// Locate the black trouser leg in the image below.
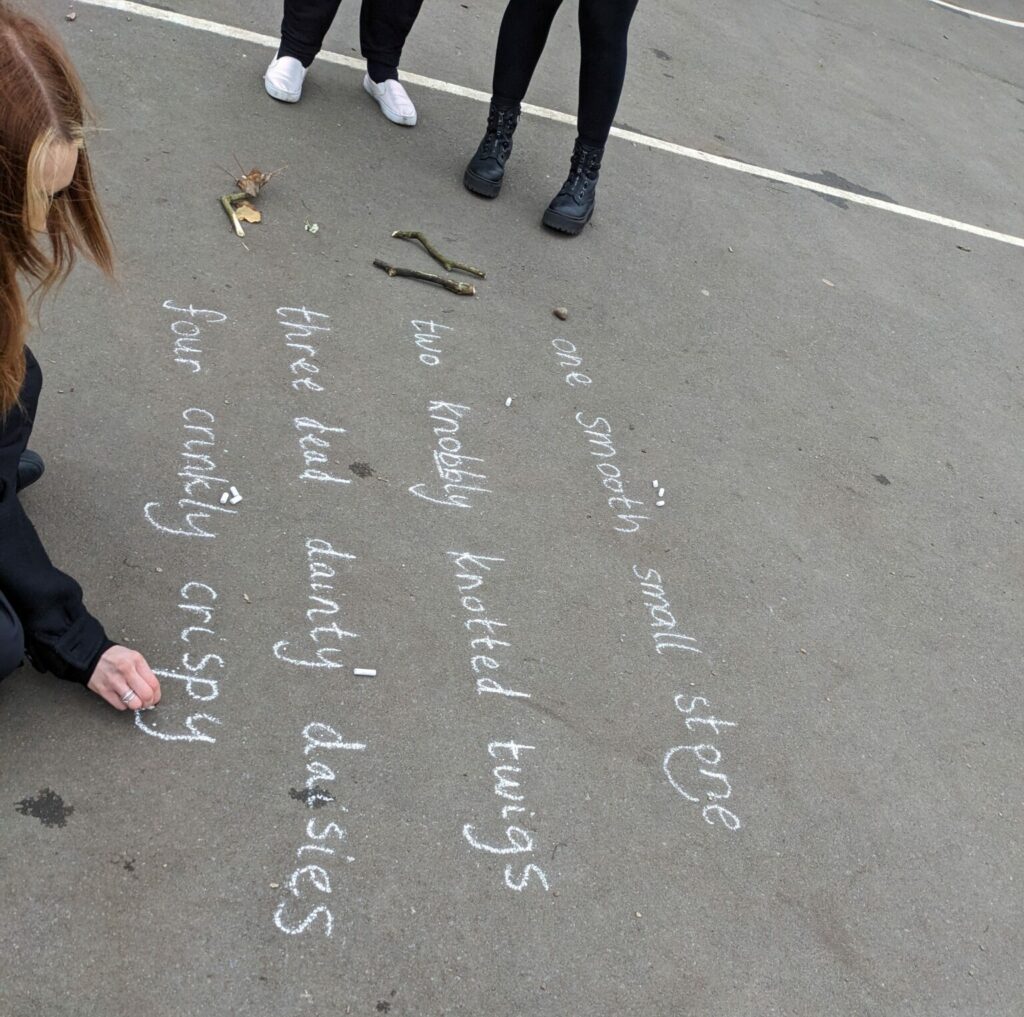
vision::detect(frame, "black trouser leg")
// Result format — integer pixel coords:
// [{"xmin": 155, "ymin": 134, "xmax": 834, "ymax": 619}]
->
[
  {"xmin": 0, "ymin": 590, "xmax": 24, "ymax": 682},
  {"xmin": 279, "ymin": 0, "xmax": 344, "ymax": 67},
  {"xmin": 361, "ymin": 0, "xmax": 426, "ymax": 81},
  {"xmin": 577, "ymin": 0, "xmax": 639, "ymax": 147},
  {"xmin": 491, "ymin": 0, "xmax": 565, "ymax": 108}
]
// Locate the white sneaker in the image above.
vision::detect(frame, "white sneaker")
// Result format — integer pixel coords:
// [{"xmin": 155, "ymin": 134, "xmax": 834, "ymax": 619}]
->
[
  {"xmin": 264, "ymin": 55, "xmax": 306, "ymax": 103},
  {"xmin": 362, "ymin": 74, "xmax": 417, "ymax": 126}
]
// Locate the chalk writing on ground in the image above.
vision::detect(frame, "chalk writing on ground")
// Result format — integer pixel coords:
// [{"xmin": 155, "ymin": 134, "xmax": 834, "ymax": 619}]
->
[
  {"xmin": 575, "ymin": 412, "xmax": 649, "ymax": 534},
  {"xmin": 135, "ymin": 580, "xmax": 223, "ymax": 745},
  {"xmin": 276, "ymin": 306, "xmax": 331, "ymax": 394},
  {"xmin": 274, "ymin": 538, "xmax": 360, "ymax": 669},
  {"xmin": 409, "ymin": 402, "xmax": 491, "ymax": 509},
  {"xmin": 548, "ymin": 336, "xmax": 593, "ymax": 388},
  {"xmin": 143, "ymin": 407, "xmax": 238, "ymax": 539},
  {"xmin": 631, "ymin": 566, "xmax": 743, "ymax": 830},
  {"xmin": 447, "ymin": 552, "xmax": 527, "ymax": 700},
  {"xmin": 274, "ymin": 722, "xmax": 366, "ymax": 938},
  {"xmin": 162, "ymin": 299, "xmax": 228, "ymax": 374},
  {"xmin": 407, "ymin": 318, "xmax": 452, "ymax": 367},
  {"xmin": 462, "ymin": 740, "xmax": 551, "ymax": 893}
]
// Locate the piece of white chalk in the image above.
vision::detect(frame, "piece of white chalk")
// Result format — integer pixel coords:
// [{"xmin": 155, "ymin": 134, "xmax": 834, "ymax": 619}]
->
[
  {"xmin": 656, "ymin": 500, "xmax": 666, "ymax": 507},
  {"xmin": 652, "ymin": 479, "xmax": 659, "ymax": 488},
  {"xmin": 219, "ymin": 492, "xmax": 230, "ymax": 504},
  {"xmin": 505, "ymin": 396, "xmax": 513, "ymax": 407},
  {"xmin": 658, "ymin": 487, "xmax": 665, "ymax": 498},
  {"xmin": 353, "ymin": 667, "xmax": 377, "ymax": 677}
]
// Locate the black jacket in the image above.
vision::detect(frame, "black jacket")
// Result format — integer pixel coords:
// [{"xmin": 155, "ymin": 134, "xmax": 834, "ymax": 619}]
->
[{"xmin": 0, "ymin": 348, "xmax": 112, "ymax": 682}]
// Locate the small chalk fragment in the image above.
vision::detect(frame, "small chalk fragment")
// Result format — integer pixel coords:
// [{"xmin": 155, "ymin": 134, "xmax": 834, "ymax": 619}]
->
[
  {"xmin": 652, "ymin": 479, "xmax": 659, "ymax": 488},
  {"xmin": 228, "ymin": 485, "xmax": 243, "ymax": 505},
  {"xmin": 353, "ymin": 667, "xmax": 377, "ymax": 677},
  {"xmin": 220, "ymin": 492, "xmax": 230, "ymax": 504},
  {"xmin": 655, "ymin": 499, "xmax": 666, "ymax": 507},
  {"xmin": 658, "ymin": 487, "xmax": 665, "ymax": 498},
  {"xmin": 553, "ymin": 307, "xmax": 569, "ymax": 321},
  {"xmin": 505, "ymin": 396, "xmax": 513, "ymax": 407}
]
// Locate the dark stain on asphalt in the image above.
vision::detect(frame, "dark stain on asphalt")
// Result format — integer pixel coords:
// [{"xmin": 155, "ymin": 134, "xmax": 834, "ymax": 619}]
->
[
  {"xmin": 651, "ymin": 48, "xmax": 671, "ymax": 61},
  {"xmin": 784, "ymin": 169, "xmax": 896, "ymax": 210},
  {"xmin": 15, "ymin": 788, "xmax": 74, "ymax": 828},
  {"xmin": 349, "ymin": 461, "xmax": 375, "ymax": 478},
  {"xmin": 873, "ymin": 474, "xmax": 891, "ymax": 486},
  {"xmin": 376, "ymin": 1003, "xmax": 391, "ymax": 1014},
  {"xmin": 289, "ymin": 786, "xmax": 334, "ymax": 808}
]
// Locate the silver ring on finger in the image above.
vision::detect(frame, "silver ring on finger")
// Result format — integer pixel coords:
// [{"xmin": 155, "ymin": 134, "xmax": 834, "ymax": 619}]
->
[{"xmin": 121, "ymin": 688, "xmax": 139, "ymax": 705}]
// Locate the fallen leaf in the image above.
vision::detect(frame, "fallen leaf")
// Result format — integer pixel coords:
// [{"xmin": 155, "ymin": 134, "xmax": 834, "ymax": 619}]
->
[
  {"xmin": 236, "ymin": 166, "xmax": 283, "ymax": 198},
  {"xmin": 235, "ymin": 202, "xmax": 262, "ymax": 224}
]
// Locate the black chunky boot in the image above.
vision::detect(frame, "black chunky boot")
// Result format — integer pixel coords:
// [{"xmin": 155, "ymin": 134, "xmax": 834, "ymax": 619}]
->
[
  {"xmin": 463, "ymin": 103, "xmax": 520, "ymax": 198},
  {"xmin": 542, "ymin": 140, "xmax": 603, "ymax": 235}
]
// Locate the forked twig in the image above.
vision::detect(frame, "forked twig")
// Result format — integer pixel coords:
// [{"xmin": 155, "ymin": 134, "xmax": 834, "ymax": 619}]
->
[
  {"xmin": 391, "ymin": 230, "xmax": 486, "ymax": 279},
  {"xmin": 373, "ymin": 259, "xmax": 476, "ymax": 296}
]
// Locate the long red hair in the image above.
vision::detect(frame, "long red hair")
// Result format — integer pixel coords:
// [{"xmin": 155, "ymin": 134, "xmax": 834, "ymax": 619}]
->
[{"xmin": 0, "ymin": 2, "xmax": 112, "ymax": 414}]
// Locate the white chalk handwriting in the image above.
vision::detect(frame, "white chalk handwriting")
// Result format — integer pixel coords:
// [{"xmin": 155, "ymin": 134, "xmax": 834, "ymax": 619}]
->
[
  {"xmin": 143, "ymin": 407, "xmax": 238, "ymax": 539},
  {"xmin": 462, "ymin": 739, "xmax": 551, "ymax": 893},
  {"xmin": 447, "ymin": 551, "xmax": 529, "ymax": 700},
  {"xmin": 293, "ymin": 416, "xmax": 352, "ymax": 486},
  {"xmin": 277, "ymin": 306, "xmax": 330, "ymax": 394},
  {"xmin": 410, "ymin": 401, "xmax": 491, "ymax": 509},
  {"xmin": 663, "ymin": 695, "xmax": 742, "ymax": 831},
  {"xmin": 162, "ymin": 299, "xmax": 228, "ymax": 374},
  {"xmin": 408, "ymin": 319, "xmax": 452, "ymax": 367},
  {"xmin": 135, "ymin": 580, "xmax": 223, "ymax": 745},
  {"xmin": 273, "ymin": 538, "xmax": 360, "ymax": 669},
  {"xmin": 632, "ymin": 566, "xmax": 702, "ymax": 656},
  {"xmin": 549, "ymin": 337, "xmax": 593, "ymax": 388},
  {"xmin": 575, "ymin": 412, "xmax": 649, "ymax": 534},
  {"xmin": 274, "ymin": 721, "xmax": 366, "ymax": 937}
]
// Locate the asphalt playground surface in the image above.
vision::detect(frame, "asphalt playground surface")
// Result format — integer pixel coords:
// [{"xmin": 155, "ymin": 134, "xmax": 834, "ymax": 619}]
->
[{"xmin": 1, "ymin": 0, "xmax": 1022, "ymax": 1014}]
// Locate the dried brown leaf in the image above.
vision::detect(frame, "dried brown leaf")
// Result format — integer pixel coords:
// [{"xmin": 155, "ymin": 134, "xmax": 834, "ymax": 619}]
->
[{"xmin": 235, "ymin": 202, "xmax": 262, "ymax": 224}]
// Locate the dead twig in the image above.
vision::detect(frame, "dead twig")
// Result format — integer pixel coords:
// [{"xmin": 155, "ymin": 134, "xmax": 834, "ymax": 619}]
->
[
  {"xmin": 391, "ymin": 230, "xmax": 486, "ymax": 279},
  {"xmin": 220, "ymin": 191, "xmax": 247, "ymax": 237},
  {"xmin": 372, "ymin": 259, "xmax": 476, "ymax": 296}
]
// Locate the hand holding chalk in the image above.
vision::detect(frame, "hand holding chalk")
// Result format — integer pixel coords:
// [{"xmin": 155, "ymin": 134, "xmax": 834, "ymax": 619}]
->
[{"xmin": 87, "ymin": 646, "xmax": 162, "ymax": 712}]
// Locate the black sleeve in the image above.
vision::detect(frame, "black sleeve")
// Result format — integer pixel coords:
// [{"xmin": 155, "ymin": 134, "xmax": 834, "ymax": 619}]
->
[{"xmin": 0, "ymin": 350, "xmax": 113, "ymax": 684}]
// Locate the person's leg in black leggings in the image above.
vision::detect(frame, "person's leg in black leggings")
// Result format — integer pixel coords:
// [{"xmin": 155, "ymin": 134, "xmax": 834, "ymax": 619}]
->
[
  {"xmin": 576, "ymin": 0, "xmax": 639, "ymax": 147},
  {"xmin": 0, "ymin": 590, "xmax": 24, "ymax": 683},
  {"xmin": 361, "ymin": 0, "xmax": 426, "ymax": 83},
  {"xmin": 278, "ymin": 0, "xmax": 343, "ymax": 68},
  {"xmin": 491, "ymin": 0, "xmax": 564, "ymax": 109}
]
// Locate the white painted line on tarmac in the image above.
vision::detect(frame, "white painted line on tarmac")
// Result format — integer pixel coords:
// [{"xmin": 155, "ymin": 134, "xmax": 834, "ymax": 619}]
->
[
  {"xmin": 925, "ymin": 0, "xmax": 1024, "ymax": 28},
  {"xmin": 76, "ymin": 0, "xmax": 1024, "ymax": 250}
]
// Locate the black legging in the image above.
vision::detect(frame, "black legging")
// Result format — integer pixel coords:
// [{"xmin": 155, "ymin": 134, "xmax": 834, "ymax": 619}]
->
[
  {"xmin": 279, "ymin": 0, "xmax": 425, "ymax": 80},
  {"xmin": 491, "ymin": 0, "xmax": 640, "ymax": 148}
]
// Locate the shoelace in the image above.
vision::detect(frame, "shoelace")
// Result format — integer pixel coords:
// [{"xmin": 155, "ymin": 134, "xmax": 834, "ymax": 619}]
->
[
  {"xmin": 561, "ymin": 149, "xmax": 603, "ymax": 200},
  {"xmin": 479, "ymin": 109, "xmax": 519, "ymax": 159}
]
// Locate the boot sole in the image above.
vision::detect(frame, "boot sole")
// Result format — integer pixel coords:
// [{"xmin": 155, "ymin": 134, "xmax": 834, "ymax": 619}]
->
[
  {"xmin": 463, "ymin": 169, "xmax": 502, "ymax": 198},
  {"xmin": 542, "ymin": 205, "xmax": 593, "ymax": 235}
]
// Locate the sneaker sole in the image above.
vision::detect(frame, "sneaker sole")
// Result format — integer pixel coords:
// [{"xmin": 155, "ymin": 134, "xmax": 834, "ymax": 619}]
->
[
  {"xmin": 264, "ymin": 78, "xmax": 302, "ymax": 103},
  {"xmin": 542, "ymin": 206, "xmax": 593, "ymax": 235},
  {"xmin": 463, "ymin": 169, "xmax": 502, "ymax": 198}
]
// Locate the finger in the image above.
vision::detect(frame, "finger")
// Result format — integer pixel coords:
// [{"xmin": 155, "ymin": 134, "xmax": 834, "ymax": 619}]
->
[
  {"xmin": 118, "ymin": 682, "xmax": 144, "ymax": 710},
  {"xmin": 123, "ymin": 667, "xmax": 153, "ymax": 708},
  {"xmin": 134, "ymin": 658, "xmax": 161, "ymax": 705}
]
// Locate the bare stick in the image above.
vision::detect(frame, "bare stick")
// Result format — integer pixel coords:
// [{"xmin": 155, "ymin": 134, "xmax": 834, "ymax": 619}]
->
[
  {"xmin": 391, "ymin": 230, "xmax": 486, "ymax": 279},
  {"xmin": 220, "ymin": 191, "xmax": 248, "ymax": 237},
  {"xmin": 373, "ymin": 259, "xmax": 476, "ymax": 296}
]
